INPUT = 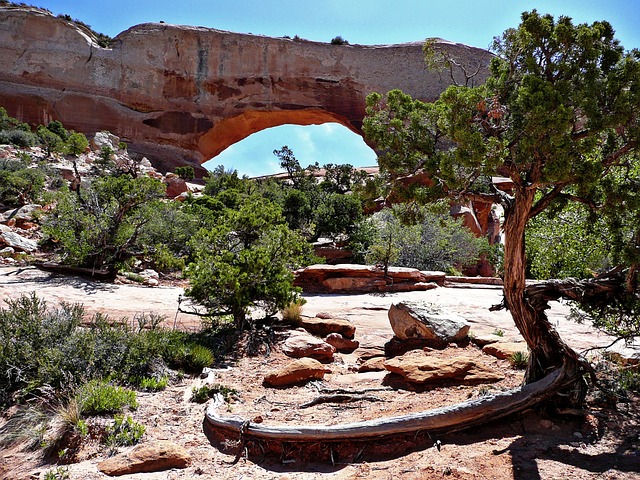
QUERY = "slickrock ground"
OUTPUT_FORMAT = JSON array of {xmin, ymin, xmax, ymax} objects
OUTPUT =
[{"xmin": 0, "ymin": 266, "xmax": 638, "ymax": 479}]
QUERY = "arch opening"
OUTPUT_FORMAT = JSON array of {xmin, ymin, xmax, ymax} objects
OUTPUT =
[{"xmin": 201, "ymin": 111, "xmax": 376, "ymax": 177}]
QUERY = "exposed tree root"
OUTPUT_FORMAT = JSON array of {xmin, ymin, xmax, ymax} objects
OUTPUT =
[{"xmin": 205, "ymin": 364, "xmax": 568, "ymax": 444}]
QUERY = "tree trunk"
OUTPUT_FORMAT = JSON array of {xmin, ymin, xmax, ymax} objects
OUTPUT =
[{"xmin": 501, "ymin": 189, "xmax": 587, "ymax": 407}]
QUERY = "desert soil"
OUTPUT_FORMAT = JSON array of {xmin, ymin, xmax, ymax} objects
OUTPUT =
[{"xmin": 0, "ymin": 265, "xmax": 638, "ymax": 480}]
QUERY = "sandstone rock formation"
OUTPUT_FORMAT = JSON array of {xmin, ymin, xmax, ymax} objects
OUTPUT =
[
  {"xmin": 294, "ymin": 264, "xmax": 444, "ymax": 294},
  {"xmin": 0, "ymin": 6, "xmax": 491, "ymax": 174}
]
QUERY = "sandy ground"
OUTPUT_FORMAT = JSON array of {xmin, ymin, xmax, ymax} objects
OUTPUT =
[{"xmin": 0, "ymin": 265, "xmax": 638, "ymax": 480}]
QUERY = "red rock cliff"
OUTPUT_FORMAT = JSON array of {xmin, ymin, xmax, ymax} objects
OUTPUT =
[{"xmin": 0, "ymin": 7, "xmax": 491, "ymax": 173}]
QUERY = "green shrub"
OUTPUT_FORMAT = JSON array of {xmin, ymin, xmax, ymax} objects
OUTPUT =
[
  {"xmin": 330, "ymin": 35, "xmax": 349, "ymax": 45},
  {"xmin": 493, "ymin": 329, "xmax": 505, "ymax": 337},
  {"xmin": 105, "ymin": 414, "xmax": 145, "ymax": 447},
  {"xmin": 136, "ymin": 376, "xmax": 168, "ymax": 391},
  {"xmin": 77, "ymin": 380, "xmax": 138, "ymax": 416},
  {"xmin": 175, "ymin": 165, "xmax": 195, "ymax": 180},
  {"xmin": 43, "ymin": 467, "xmax": 70, "ymax": 480},
  {"xmin": 0, "ymin": 129, "xmax": 38, "ymax": 147},
  {"xmin": 191, "ymin": 383, "xmax": 238, "ymax": 404}
]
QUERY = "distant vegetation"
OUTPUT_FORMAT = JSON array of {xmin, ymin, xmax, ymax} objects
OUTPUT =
[{"xmin": 330, "ymin": 35, "xmax": 349, "ymax": 45}]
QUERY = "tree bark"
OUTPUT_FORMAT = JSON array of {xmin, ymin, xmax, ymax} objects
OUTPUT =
[{"xmin": 501, "ymin": 188, "xmax": 587, "ymax": 406}]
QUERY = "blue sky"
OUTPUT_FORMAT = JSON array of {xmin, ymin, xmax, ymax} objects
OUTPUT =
[{"xmin": 31, "ymin": 1, "xmax": 640, "ymax": 176}]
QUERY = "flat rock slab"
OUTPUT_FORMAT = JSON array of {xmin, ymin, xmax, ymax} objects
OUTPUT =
[
  {"xmin": 388, "ymin": 301, "xmax": 470, "ymax": 347},
  {"xmin": 482, "ymin": 342, "xmax": 529, "ymax": 360},
  {"xmin": 263, "ymin": 358, "xmax": 329, "ymax": 387},
  {"xmin": 384, "ymin": 350, "xmax": 504, "ymax": 385},
  {"xmin": 300, "ymin": 315, "xmax": 356, "ymax": 338},
  {"xmin": 97, "ymin": 440, "xmax": 190, "ymax": 476}
]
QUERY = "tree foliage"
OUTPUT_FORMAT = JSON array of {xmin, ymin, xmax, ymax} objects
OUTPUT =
[
  {"xmin": 364, "ymin": 10, "xmax": 640, "ymax": 402},
  {"xmin": 184, "ymin": 195, "xmax": 316, "ymax": 329},
  {"xmin": 43, "ymin": 175, "xmax": 166, "ymax": 273}
]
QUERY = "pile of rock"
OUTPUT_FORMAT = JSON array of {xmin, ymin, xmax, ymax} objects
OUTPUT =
[{"xmin": 263, "ymin": 313, "xmax": 359, "ymax": 387}]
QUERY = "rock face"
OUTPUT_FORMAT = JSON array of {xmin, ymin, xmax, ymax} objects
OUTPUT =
[
  {"xmin": 97, "ymin": 440, "xmax": 191, "ymax": 476},
  {"xmin": 388, "ymin": 301, "xmax": 470, "ymax": 347},
  {"xmin": 263, "ymin": 357, "xmax": 329, "ymax": 387},
  {"xmin": 0, "ymin": 7, "xmax": 491, "ymax": 173},
  {"xmin": 384, "ymin": 350, "xmax": 504, "ymax": 385},
  {"xmin": 294, "ymin": 264, "xmax": 444, "ymax": 294}
]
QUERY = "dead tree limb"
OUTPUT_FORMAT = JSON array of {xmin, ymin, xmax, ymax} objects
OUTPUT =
[{"xmin": 206, "ymin": 364, "xmax": 568, "ymax": 442}]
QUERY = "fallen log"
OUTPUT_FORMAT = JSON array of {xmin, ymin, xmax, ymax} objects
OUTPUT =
[{"xmin": 205, "ymin": 364, "xmax": 567, "ymax": 442}]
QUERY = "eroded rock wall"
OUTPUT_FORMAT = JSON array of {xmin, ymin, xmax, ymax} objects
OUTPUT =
[{"xmin": 0, "ymin": 7, "xmax": 491, "ymax": 173}]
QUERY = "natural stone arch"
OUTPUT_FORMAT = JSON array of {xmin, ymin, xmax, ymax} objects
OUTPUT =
[
  {"xmin": 0, "ymin": 6, "xmax": 492, "ymax": 174},
  {"xmin": 198, "ymin": 110, "xmax": 360, "ymax": 161}
]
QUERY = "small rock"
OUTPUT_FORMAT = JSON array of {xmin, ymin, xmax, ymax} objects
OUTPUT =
[
  {"xmin": 0, "ymin": 246, "xmax": 14, "ymax": 256},
  {"xmin": 164, "ymin": 175, "xmax": 188, "ymax": 198},
  {"xmin": 539, "ymin": 419, "xmax": 554, "ymax": 429},
  {"xmin": 90, "ymin": 131, "xmax": 120, "ymax": 151},
  {"xmin": 482, "ymin": 342, "xmax": 529, "ymax": 360},
  {"xmin": 282, "ymin": 331, "xmax": 335, "ymax": 362},
  {"xmin": 324, "ymin": 332, "xmax": 359, "ymax": 353},
  {"xmin": 358, "ymin": 357, "xmax": 386, "ymax": 373},
  {"xmin": 263, "ymin": 357, "xmax": 329, "ymax": 387},
  {"xmin": 97, "ymin": 440, "xmax": 190, "ymax": 476},
  {"xmin": 0, "ymin": 231, "xmax": 38, "ymax": 253},
  {"xmin": 300, "ymin": 315, "xmax": 356, "ymax": 338},
  {"xmin": 470, "ymin": 333, "xmax": 505, "ymax": 347}
]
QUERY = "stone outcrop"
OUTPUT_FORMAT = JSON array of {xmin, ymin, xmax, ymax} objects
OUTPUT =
[
  {"xmin": 388, "ymin": 301, "xmax": 470, "ymax": 347},
  {"xmin": 263, "ymin": 357, "xmax": 329, "ymax": 387},
  {"xmin": 384, "ymin": 350, "xmax": 504, "ymax": 385},
  {"xmin": 0, "ymin": 7, "xmax": 491, "ymax": 174},
  {"xmin": 294, "ymin": 264, "xmax": 444, "ymax": 294},
  {"xmin": 97, "ymin": 440, "xmax": 190, "ymax": 476}
]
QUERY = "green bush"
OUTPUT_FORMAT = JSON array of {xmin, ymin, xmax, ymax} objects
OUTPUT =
[
  {"xmin": 105, "ymin": 414, "xmax": 145, "ymax": 447},
  {"xmin": 175, "ymin": 165, "xmax": 195, "ymax": 180},
  {"xmin": 136, "ymin": 376, "xmax": 168, "ymax": 391},
  {"xmin": 330, "ymin": 35, "xmax": 349, "ymax": 45},
  {"xmin": 0, "ymin": 157, "xmax": 48, "ymax": 206},
  {"xmin": 0, "ymin": 129, "xmax": 38, "ymax": 147},
  {"xmin": 77, "ymin": 380, "xmax": 138, "ymax": 416},
  {"xmin": 191, "ymin": 383, "xmax": 238, "ymax": 404}
]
